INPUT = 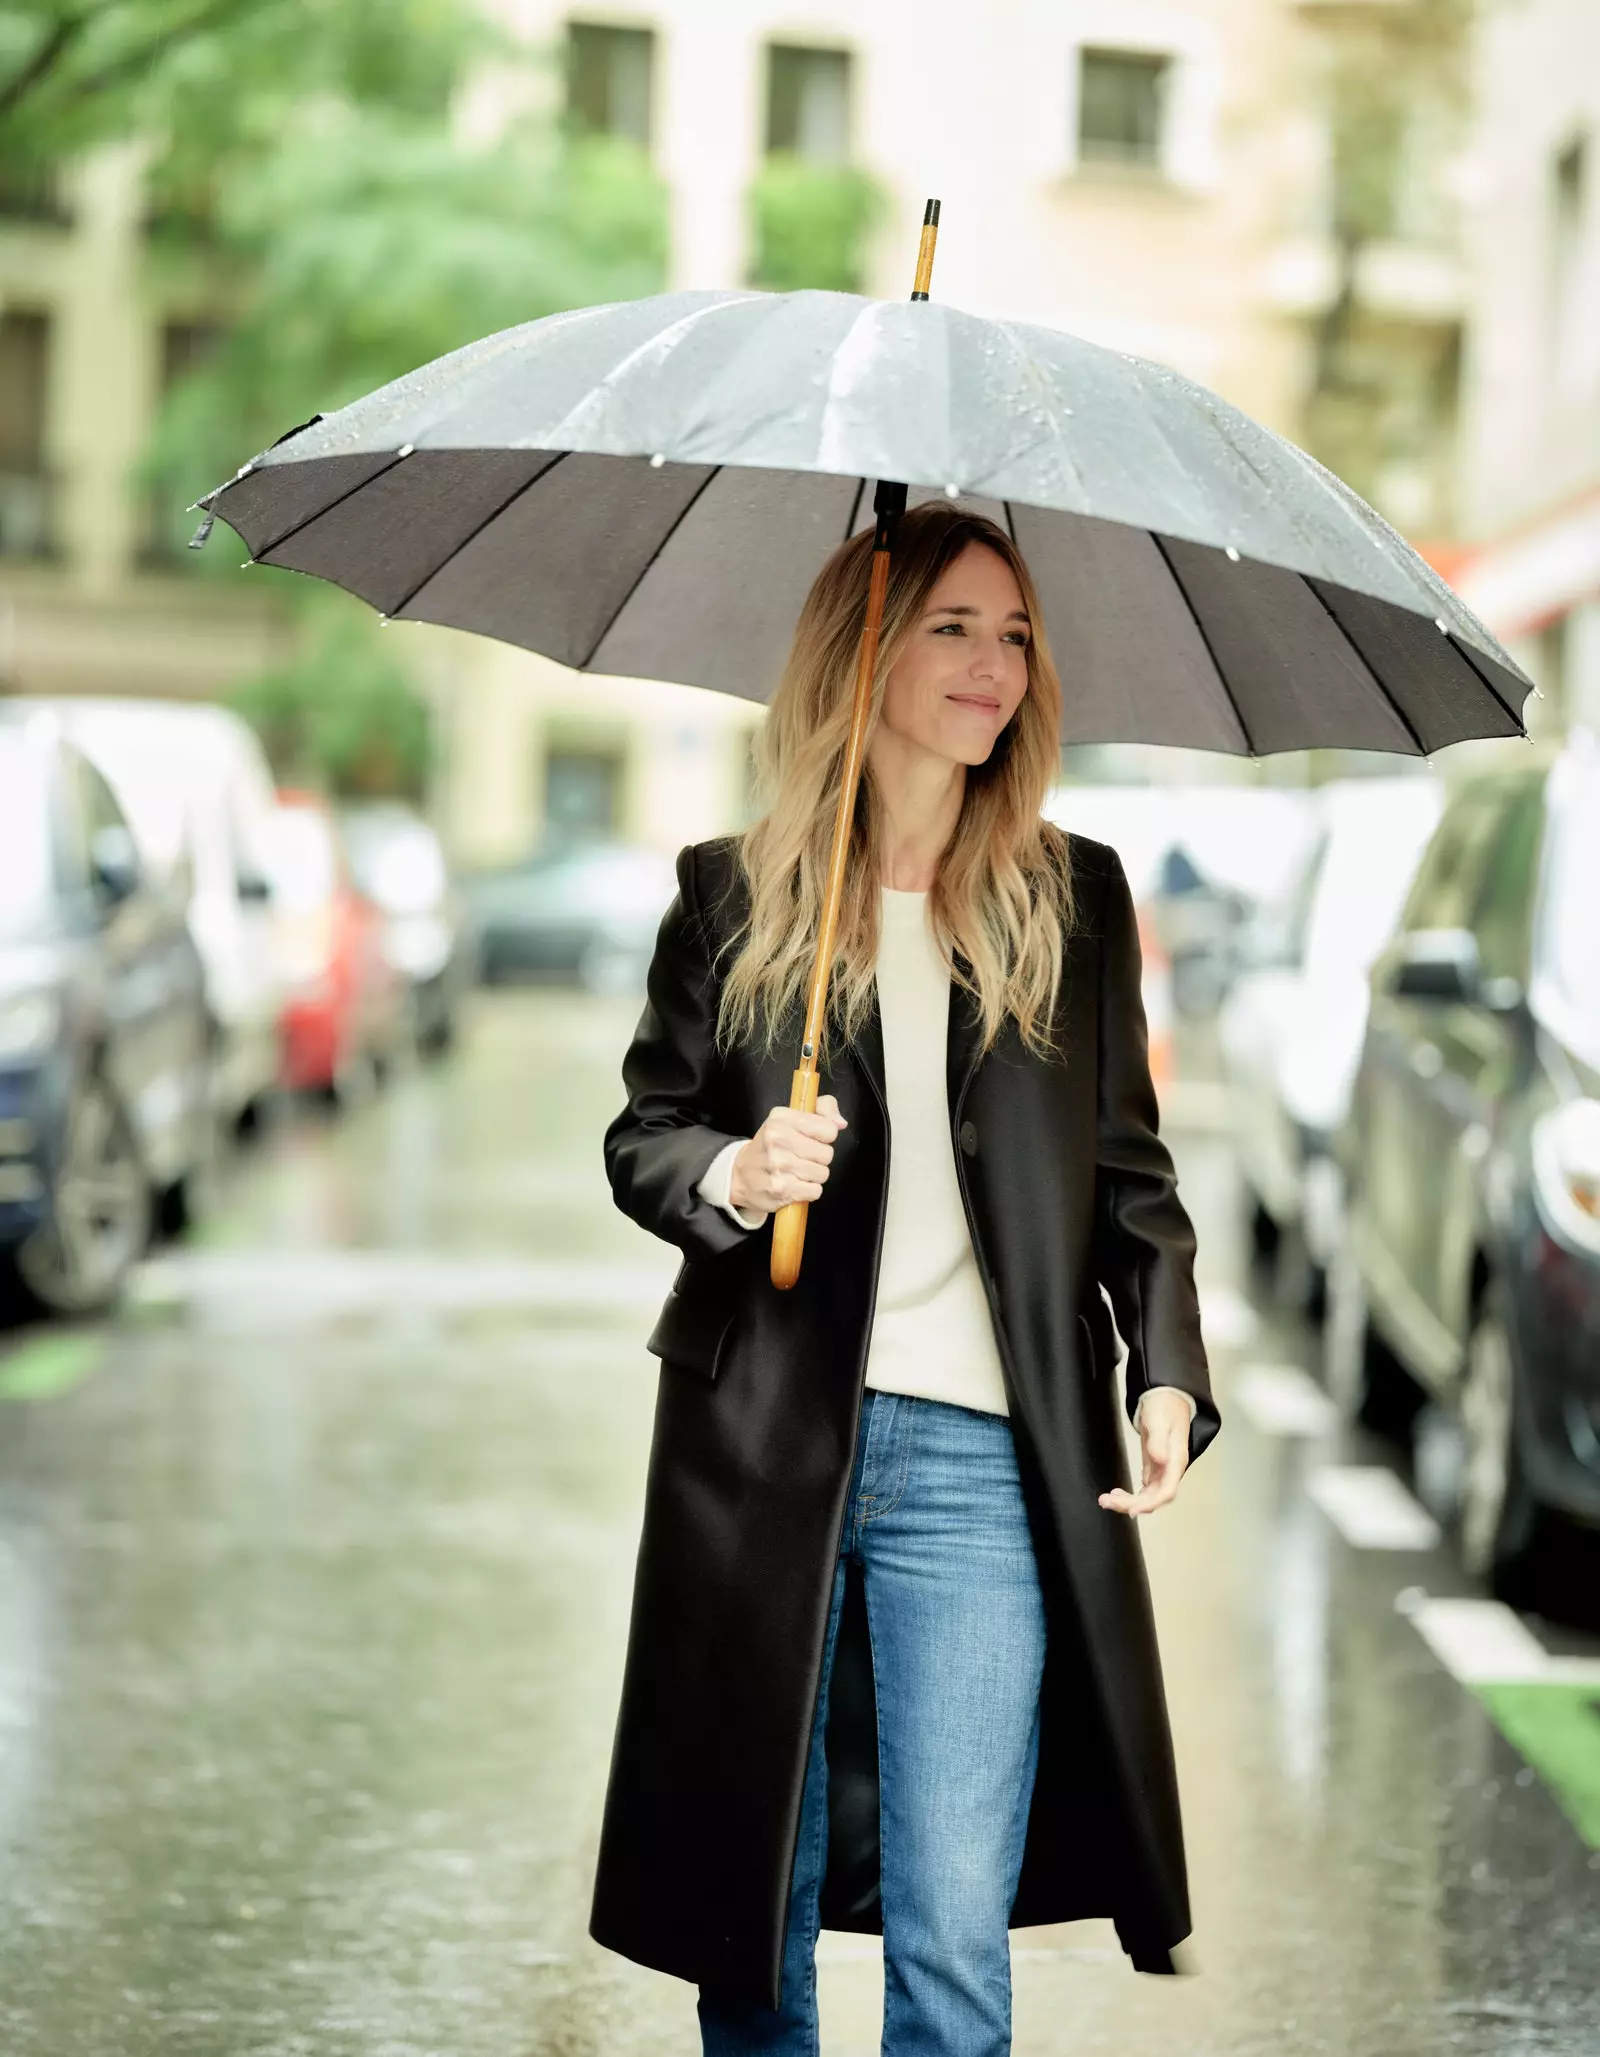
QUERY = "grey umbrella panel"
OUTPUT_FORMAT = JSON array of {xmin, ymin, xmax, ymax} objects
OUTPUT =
[
  {"xmin": 203, "ymin": 288, "xmax": 1533, "ymax": 754},
  {"xmin": 213, "ymin": 447, "xmax": 1526, "ymax": 756}
]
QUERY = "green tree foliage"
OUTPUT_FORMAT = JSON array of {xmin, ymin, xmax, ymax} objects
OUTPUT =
[
  {"xmin": 1302, "ymin": 0, "xmax": 1474, "ymax": 528},
  {"xmin": 143, "ymin": 118, "xmax": 668, "ymax": 538},
  {"xmin": 1, "ymin": 3, "xmax": 669, "ymax": 798},
  {"xmin": 0, "ymin": 0, "xmax": 476, "ymax": 146},
  {"xmin": 227, "ymin": 599, "xmax": 431, "ymax": 800},
  {"xmin": 747, "ymin": 153, "xmax": 886, "ymax": 293}
]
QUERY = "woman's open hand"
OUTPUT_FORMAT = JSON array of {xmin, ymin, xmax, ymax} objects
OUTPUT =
[
  {"xmin": 1098, "ymin": 1389, "xmax": 1191, "ymax": 1517},
  {"xmin": 729, "ymin": 1095, "xmax": 847, "ymax": 1215}
]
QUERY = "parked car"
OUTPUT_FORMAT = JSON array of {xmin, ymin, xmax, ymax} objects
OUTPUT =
[
  {"xmin": 14, "ymin": 696, "xmax": 285, "ymax": 1137},
  {"xmin": 0, "ymin": 708, "xmax": 213, "ymax": 1314},
  {"xmin": 1220, "ymin": 776, "xmax": 1444, "ymax": 1312},
  {"xmin": 1326, "ymin": 743, "xmax": 1600, "ymax": 1604},
  {"xmin": 461, "ymin": 841, "xmax": 681, "ymax": 993},
  {"xmin": 261, "ymin": 790, "xmax": 405, "ymax": 1103},
  {"xmin": 1046, "ymin": 780, "xmax": 1320, "ymax": 1019},
  {"xmin": 339, "ymin": 802, "xmax": 473, "ymax": 1055}
]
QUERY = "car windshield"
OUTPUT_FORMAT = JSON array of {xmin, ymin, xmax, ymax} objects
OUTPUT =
[
  {"xmin": 1304, "ymin": 787, "xmax": 1442, "ymax": 976},
  {"xmin": 262, "ymin": 806, "xmax": 338, "ymax": 911},
  {"xmin": 343, "ymin": 813, "xmax": 446, "ymax": 913},
  {"xmin": 1539, "ymin": 798, "xmax": 1600, "ymax": 1046},
  {"xmin": 0, "ymin": 739, "xmax": 55, "ymax": 944}
]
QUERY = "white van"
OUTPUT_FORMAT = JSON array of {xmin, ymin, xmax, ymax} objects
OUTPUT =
[{"xmin": 16, "ymin": 697, "xmax": 286, "ymax": 1133}]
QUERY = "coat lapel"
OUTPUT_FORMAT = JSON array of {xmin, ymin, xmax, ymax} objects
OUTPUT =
[
  {"xmin": 945, "ymin": 947, "xmax": 986, "ymax": 1126},
  {"xmin": 839, "ymin": 947, "xmax": 986, "ymax": 1131},
  {"xmin": 716, "ymin": 846, "xmax": 987, "ymax": 1129}
]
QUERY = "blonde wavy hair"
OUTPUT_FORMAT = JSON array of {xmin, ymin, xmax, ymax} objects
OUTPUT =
[{"xmin": 709, "ymin": 501, "xmax": 1075, "ymax": 1067}]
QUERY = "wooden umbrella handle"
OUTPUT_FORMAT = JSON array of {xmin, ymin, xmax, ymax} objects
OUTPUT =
[
  {"xmin": 769, "ymin": 201, "xmax": 941, "ymax": 1291},
  {"xmin": 770, "ymin": 540, "xmax": 895, "ymax": 1289}
]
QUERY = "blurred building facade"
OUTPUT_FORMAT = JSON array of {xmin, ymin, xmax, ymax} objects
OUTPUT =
[
  {"xmin": 1449, "ymin": 0, "xmax": 1600, "ymax": 740},
  {"xmin": 1, "ymin": 1, "xmax": 1583, "ymax": 862},
  {"xmin": 0, "ymin": 144, "xmax": 290, "ymax": 701},
  {"xmin": 434, "ymin": 0, "xmax": 1371, "ymax": 851}
]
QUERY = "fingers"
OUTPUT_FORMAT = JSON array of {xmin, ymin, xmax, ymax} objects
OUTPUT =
[
  {"xmin": 1097, "ymin": 1441, "xmax": 1188, "ymax": 1517},
  {"xmin": 752, "ymin": 1097, "xmax": 848, "ymax": 1209},
  {"xmin": 794, "ymin": 1099, "xmax": 847, "ymax": 1144}
]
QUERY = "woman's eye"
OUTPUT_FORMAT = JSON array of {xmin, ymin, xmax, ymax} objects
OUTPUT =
[{"xmin": 933, "ymin": 621, "xmax": 964, "ymax": 635}]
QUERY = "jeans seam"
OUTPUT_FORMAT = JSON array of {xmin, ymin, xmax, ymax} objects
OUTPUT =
[
  {"xmin": 884, "ymin": 1394, "xmax": 915, "ymax": 1515},
  {"xmin": 863, "ymin": 1393, "xmax": 914, "ymax": 1524}
]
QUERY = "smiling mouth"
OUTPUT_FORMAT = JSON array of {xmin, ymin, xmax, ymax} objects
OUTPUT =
[{"xmin": 947, "ymin": 694, "xmax": 1002, "ymax": 712}]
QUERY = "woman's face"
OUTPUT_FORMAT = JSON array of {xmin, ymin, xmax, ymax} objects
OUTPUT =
[{"xmin": 877, "ymin": 542, "xmax": 1031, "ymax": 768}]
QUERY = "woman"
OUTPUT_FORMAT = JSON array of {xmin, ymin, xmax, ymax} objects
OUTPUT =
[{"xmin": 591, "ymin": 503, "xmax": 1220, "ymax": 2055}]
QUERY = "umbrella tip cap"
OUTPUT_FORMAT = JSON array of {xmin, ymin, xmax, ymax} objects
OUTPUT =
[{"xmin": 924, "ymin": 198, "xmax": 941, "ymax": 226}]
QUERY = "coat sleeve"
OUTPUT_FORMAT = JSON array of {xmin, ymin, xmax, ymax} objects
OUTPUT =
[
  {"xmin": 1092, "ymin": 846, "xmax": 1221, "ymax": 1467},
  {"xmin": 602, "ymin": 842, "xmax": 767, "ymax": 1263}
]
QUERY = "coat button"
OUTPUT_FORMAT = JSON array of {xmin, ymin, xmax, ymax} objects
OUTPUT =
[{"xmin": 958, "ymin": 1120, "xmax": 978, "ymax": 1157}]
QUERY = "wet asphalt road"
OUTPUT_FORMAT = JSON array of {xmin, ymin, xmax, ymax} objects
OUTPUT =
[{"xmin": 0, "ymin": 989, "xmax": 1596, "ymax": 2057}]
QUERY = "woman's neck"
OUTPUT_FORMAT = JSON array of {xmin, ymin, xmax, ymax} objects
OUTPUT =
[{"xmin": 870, "ymin": 732, "xmax": 966, "ymax": 892}]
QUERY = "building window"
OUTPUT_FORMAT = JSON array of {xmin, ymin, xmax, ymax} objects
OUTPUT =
[
  {"xmin": 0, "ymin": 149, "xmax": 68, "ymax": 224},
  {"xmin": 565, "ymin": 22, "xmax": 655, "ymax": 150},
  {"xmin": 1077, "ymin": 47, "xmax": 1170, "ymax": 169},
  {"xmin": 765, "ymin": 45, "xmax": 852, "ymax": 163},
  {"xmin": 161, "ymin": 319, "xmax": 226, "ymax": 391},
  {"xmin": 0, "ymin": 310, "xmax": 53, "ymax": 561},
  {"xmin": 1550, "ymin": 131, "xmax": 1588, "ymax": 378},
  {"xmin": 544, "ymin": 744, "xmax": 624, "ymax": 846},
  {"xmin": 141, "ymin": 320, "xmax": 228, "ymax": 564}
]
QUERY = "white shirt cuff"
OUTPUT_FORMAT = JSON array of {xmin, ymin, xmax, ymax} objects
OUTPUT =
[
  {"xmin": 697, "ymin": 1138, "xmax": 768, "ymax": 1230},
  {"xmin": 1134, "ymin": 1385, "xmax": 1198, "ymax": 1433}
]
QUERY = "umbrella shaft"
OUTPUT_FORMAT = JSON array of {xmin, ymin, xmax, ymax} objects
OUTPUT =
[
  {"xmin": 771, "ymin": 199, "xmax": 940, "ymax": 1290},
  {"xmin": 770, "ymin": 537, "xmax": 891, "ymax": 1291},
  {"xmin": 800, "ymin": 541, "xmax": 890, "ymax": 1065}
]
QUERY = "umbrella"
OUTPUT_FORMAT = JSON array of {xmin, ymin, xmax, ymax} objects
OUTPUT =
[{"xmin": 194, "ymin": 202, "xmax": 1533, "ymax": 1286}]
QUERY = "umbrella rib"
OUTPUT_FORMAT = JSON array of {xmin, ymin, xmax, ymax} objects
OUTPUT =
[
  {"xmin": 392, "ymin": 450, "xmax": 570, "ymax": 620},
  {"xmin": 246, "ymin": 449, "xmax": 412, "ymax": 562},
  {"xmin": 1148, "ymin": 532, "xmax": 1255, "ymax": 755},
  {"xmin": 1301, "ymin": 578, "xmax": 1429, "ymax": 756},
  {"xmin": 844, "ymin": 477, "xmax": 866, "ymax": 541},
  {"xmin": 577, "ymin": 463, "xmax": 722, "ymax": 672},
  {"xmin": 1002, "ymin": 502, "xmax": 1018, "ymax": 545},
  {"xmin": 1443, "ymin": 632, "xmax": 1530, "ymax": 737}
]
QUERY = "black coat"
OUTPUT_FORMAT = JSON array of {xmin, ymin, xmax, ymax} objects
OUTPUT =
[{"xmin": 589, "ymin": 828, "xmax": 1220, "ymax": 2007}]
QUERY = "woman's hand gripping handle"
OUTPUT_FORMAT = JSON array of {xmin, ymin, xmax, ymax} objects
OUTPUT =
[{"xmin": 738, "ymin": 1086, "xmax": 846, "ymax": 1289}]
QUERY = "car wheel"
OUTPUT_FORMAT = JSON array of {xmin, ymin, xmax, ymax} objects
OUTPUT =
[
  {"xmin": 13, "ymin": 1074, "xmax": 151, "ymax": 1316},
  {"xmin": 1323, "ymin": 1234, "xmax": 1418, "ymax": 1437},
  {"xmin": 1271, "ymin": 1215, "xmax": 1322, "ymax": 1321},
  {"xmin": 418, "ymin": 1008, "xmax": 456, "ymax": 1059},
  {"xmin": 325, "ymin": 1041, "xmax": 378, "ymax": 1110},
  {"xmin": 1243, "ymin": 1187, "xmax": 1279, "ymax": 1267},
  {"xmin": 157, "ymin": 1026, "xmax": 228, "ymax": 1239},
  {"xmin": 1458, "ymin": 1286, "xmax": 1556, "ymax": 1605}
]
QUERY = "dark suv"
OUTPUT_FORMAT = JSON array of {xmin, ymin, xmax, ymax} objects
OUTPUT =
[
  {"xmin": 0, "ymin": 710, "xmax": 214, "ymax": 1316},
  {"xmin": 1326, "ymin": 743, "xmax": 1600, "ymax": 1604}
]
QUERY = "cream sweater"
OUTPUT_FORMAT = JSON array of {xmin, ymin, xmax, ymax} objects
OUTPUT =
[{"xmin": 696, "ymin": 885, "xmax": 1196, "ymax": 1434}]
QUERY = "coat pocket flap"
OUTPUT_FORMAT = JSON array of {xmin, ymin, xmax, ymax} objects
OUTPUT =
[{"xmin": 646, "ymin": 1281, "xmax": 736, "ymax": 1381}]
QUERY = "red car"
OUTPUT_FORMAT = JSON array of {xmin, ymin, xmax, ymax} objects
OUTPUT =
[{"xmin": 264, "ymin": 788, "xmax": 404, "ymax": 1101}]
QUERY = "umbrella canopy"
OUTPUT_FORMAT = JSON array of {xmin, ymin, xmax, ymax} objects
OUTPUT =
[{"xmin": 202, "ymin": 287, "xmax": 1532, "ymax": 756}]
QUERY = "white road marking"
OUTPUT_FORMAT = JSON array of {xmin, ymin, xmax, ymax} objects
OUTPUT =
[
  {"xmin": 1398, "ymin": 1594, "xmax": 1600, "ymax": 1686},
  {"xmin": 1305, "ymin": 1465, "xmax": 1442, "ymax": 1549},
  {"xmin": 1233, "ymin": 1362, "xmax": 1340, "ymax": 1437},
  {"xmin": 128, "ymin": 1250, "xmax": 675, "ymax": 1325}
]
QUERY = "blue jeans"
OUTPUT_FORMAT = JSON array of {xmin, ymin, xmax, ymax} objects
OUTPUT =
[{"xmin": 698, "ymin": 1389, "xmax": 1048, "ymax": 2057}]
